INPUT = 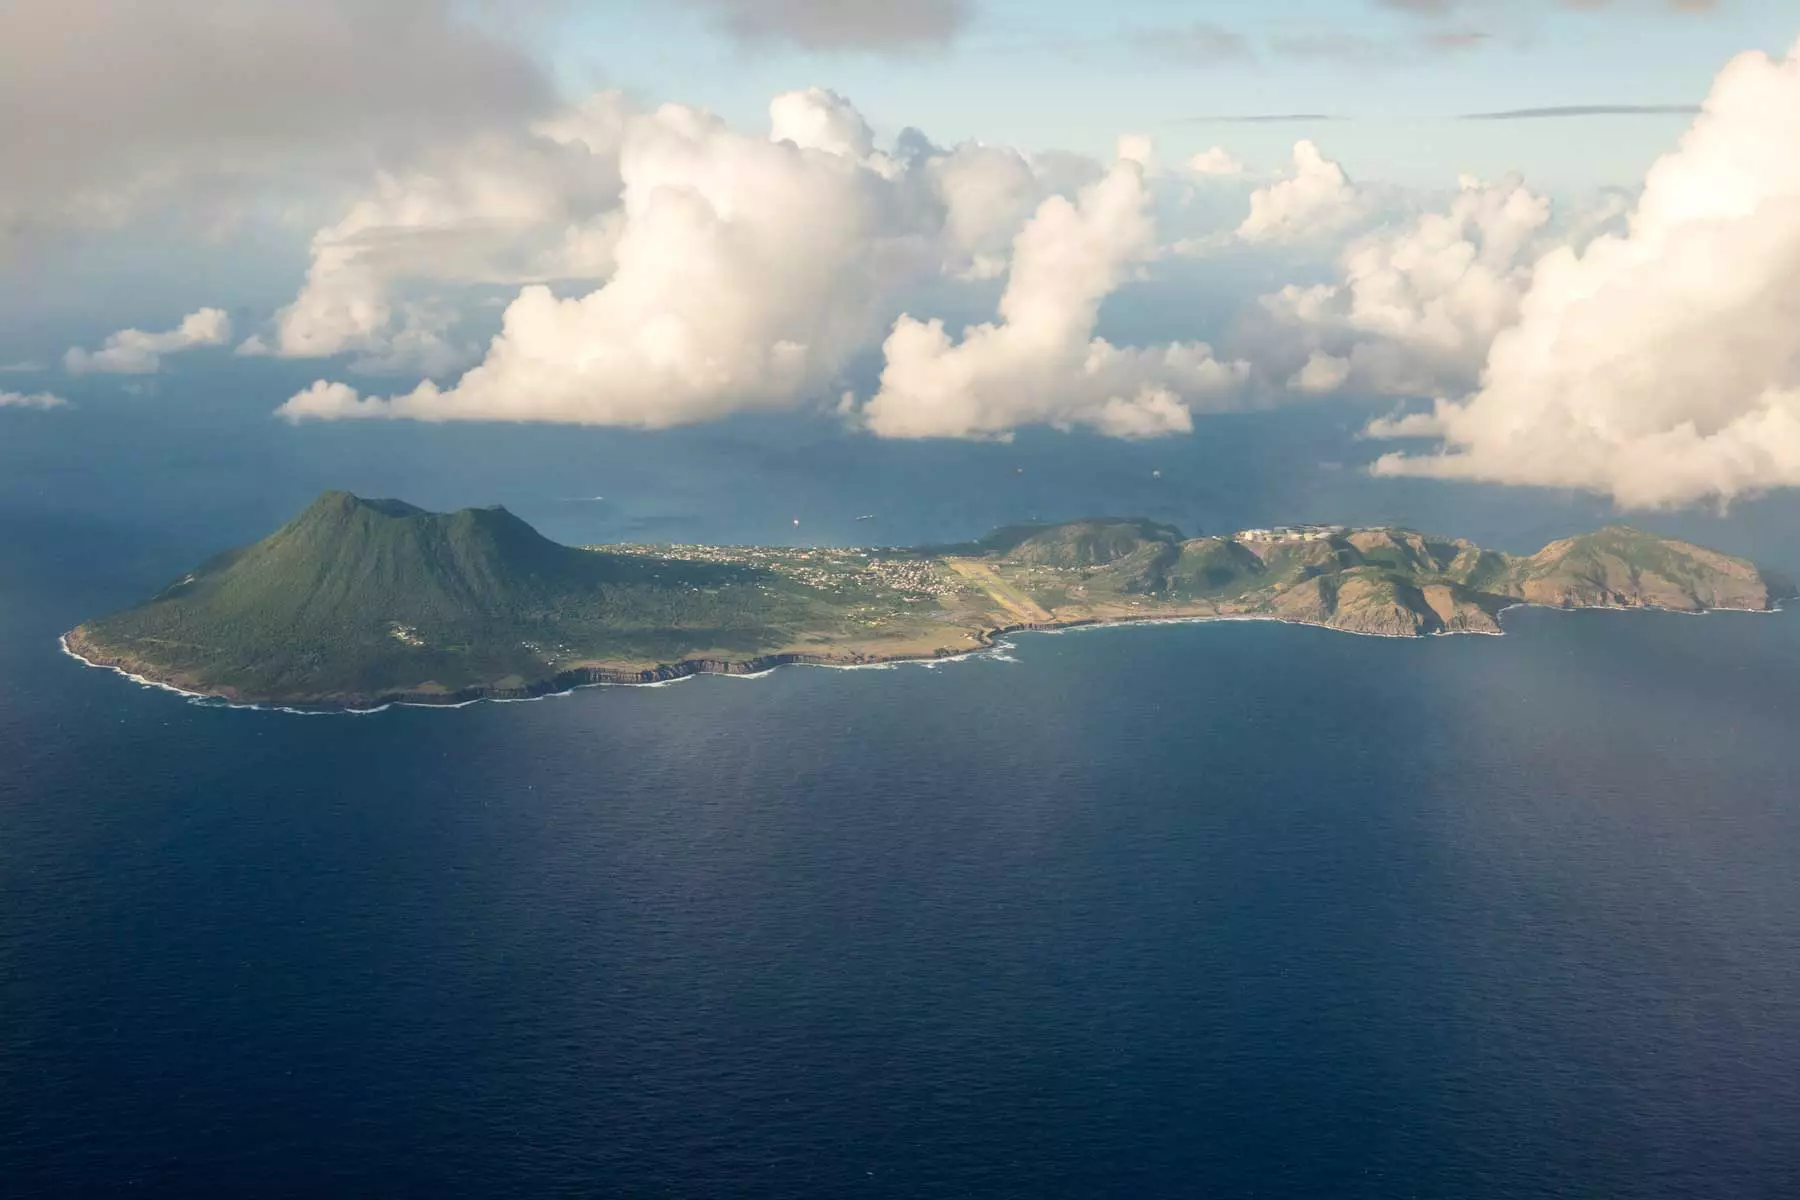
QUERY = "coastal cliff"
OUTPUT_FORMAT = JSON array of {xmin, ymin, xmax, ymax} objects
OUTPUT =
[{"xmin": 62, "ymin": 625, "xmax": 993, "ymax": 710}]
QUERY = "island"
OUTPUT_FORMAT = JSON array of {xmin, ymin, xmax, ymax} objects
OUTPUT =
[{"xmin": 63, "ymin": 491, "xmax": 1795, "ymax": 709}]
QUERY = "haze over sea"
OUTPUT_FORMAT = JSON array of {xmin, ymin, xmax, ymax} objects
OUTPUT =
[{"xmin": 6, "ymin": 388, "xmax": 1800, "ymax": 1197}]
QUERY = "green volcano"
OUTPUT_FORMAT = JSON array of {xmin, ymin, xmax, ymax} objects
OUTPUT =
[{"xmin": 67, "ymin": 492, "xmax": 830, "ymax": 703}]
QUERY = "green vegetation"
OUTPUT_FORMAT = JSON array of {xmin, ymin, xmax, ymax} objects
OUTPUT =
[
  {"xmin": 1160, "ymin": 538, "xmax": 1266, "ymax": 598},
  {"xmin": 68, "ymin": 494, "xmax": 1794, "ymax": 707},
  {"xmin": 974, "ymin": 517, "xmax": 1184, "ymax": 567},
  {"xmin": 72, "ymin": 492, "xmax": 840, "ymax": 701}
]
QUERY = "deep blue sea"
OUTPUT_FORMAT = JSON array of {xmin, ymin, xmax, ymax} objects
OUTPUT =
[{"xmin": 5, "ymin": 384, "xmax": 1800, "ymax": 1196}]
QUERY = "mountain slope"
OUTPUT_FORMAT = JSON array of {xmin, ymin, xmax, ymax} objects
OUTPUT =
[
  {"xmin": 66, "ymin": 495, "xmax": 1794, "ymax": 707},
  {"xmin": 68, "ymin": 492, "xmax": 823, "ymax": 701},
  {"xmin": 1496, "ymin": 525, "xmax": 1783, "ymax": 611},
  {"xmin": 1048, "ymin": 522, "xmax": 1789, "ymax": 636},
  {"xmin": 977, "ymin": 518, "xmax": 1184, "ymax": 568}
]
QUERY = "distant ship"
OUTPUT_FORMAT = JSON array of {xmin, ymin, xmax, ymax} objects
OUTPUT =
[{"xmin": 854, "ymin": 514, "xmax": 875, "ymax": 522}]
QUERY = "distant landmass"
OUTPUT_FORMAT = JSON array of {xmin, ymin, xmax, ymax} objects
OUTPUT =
[{"xmin": 64, "ymin": 491, "xmax": 1795, "ymax": 709}]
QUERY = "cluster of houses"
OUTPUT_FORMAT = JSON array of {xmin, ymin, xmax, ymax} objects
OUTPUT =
[{"xmin": 1234, "ymin": 525, "xmax": 1347, "ymax": 544}]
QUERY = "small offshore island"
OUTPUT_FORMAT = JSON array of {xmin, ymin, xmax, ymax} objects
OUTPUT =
[{"xmin": 65, "ymin": 491, "xmax": 1795, "ymax": 709}]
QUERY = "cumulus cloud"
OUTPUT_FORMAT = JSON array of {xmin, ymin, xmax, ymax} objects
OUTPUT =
[
  {"xmin": 857, "ymin": 161, "xmax": 1248, "ymax": 440},
  {"xmin": 1237, "ymin": 141, "xmax": 1368, "ymax": 241},
  {"xmin": 279, "ymin": 90, "xmax": 1070, "ymax": 427},
  {"xmin": 917, "ymin": 139, "xmax": 1048, "ymax": 280},
  {"xmin": 769, "ymin": 88, "xmax": 880, "ymax": 158},
  {"xmin": 0, "ymin": 390, "xmax": 68, "ymax": 410},
  {"xmin": 1370, "ymin": 36, "xmax": 1800, "ymax": 509},
  {"xmin": 0, "ymin": 1, "xmax": 551, "ymax": 247},
  {"xmin": 1116, "ymin": 135, "xmax": 1157, "ymax": 170},
  {"xmin": 256, "ymin": 95, "xmax": 629, "ymax": 374},
  {"xmin": 680, "ymin": 0, "xmax": 971, "ymax": 51},
  {"xmin": 1288, "ymin": 351, "xmax": 1354, "ymax": 394},
  {"xmin": 1188, "ymin": 147, "xmax": 1247, "ymax": 177},
  {"xmin": 278, "ymin": 381, "xmax": 388, "ymax": 422},
  {"xmin": 64, "ymin": 309, "xmax": 232, "ymax": 375},
  {"xmin": 1261, "ymin": 174, "xmax": 1550, "ymax": 396}
]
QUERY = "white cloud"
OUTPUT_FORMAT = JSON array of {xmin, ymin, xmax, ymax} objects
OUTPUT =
[
  {"xmin": 264, "ymin": 88, "xmax": 1090, "ymax": 385},
  {"xmin": 278, "ymin": 380, "xmax": 388, "ymax": 421},
  {"xmin": 1237, "ymin": 141, "xmax": 1367, "ymax": 242},
  {"xmin": 1116, "ymin": 134, "xmax": 1156, "ymax": 170},
  {"xmin": 64, "ymin": 308, "xmax": 232, "ymax": 375},
  {"xmin": 258, "ymin": 95, "xmax": 629, "ymax": 375},
  {"xmin": 1288, "ymin": 351, "xmax": 1353, "ymax": 394},
  {"xmin": 0, "ymin": 1, "xmax": 551, "ymax": 247},
  {"xmin": 770, "ymin": 87, "xmax": 878, "ymax": 160},
  {"xmin": 0, "ymin": 390, "xmax": 67, "ymax": 409},
  {"xmin": 1188, "ymin": 147, "xmax": 1246, "ymax": 177},
  {"xmin": 1262, "ymin": 174, "xmax": 1551, "ymax": 396},
  {"xmin": 857, "ymin": 161, "xmax": 1248, "ymax": 440},
  {"xmin": 926, "ymin": 142, "xmax": 1044, "ymax": 279},
  {"xmin": 1371, "ymin": 36, "xmax": 1800, "ymax": 509},
  {"xmin": 280, "ymin": 90, "xmax": 1070, "ymax": 427}
]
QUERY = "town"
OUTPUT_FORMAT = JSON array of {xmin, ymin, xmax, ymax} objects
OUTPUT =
[{"xmin": 599, "ymin": 542, "xmax": 963, "ymax": 602}]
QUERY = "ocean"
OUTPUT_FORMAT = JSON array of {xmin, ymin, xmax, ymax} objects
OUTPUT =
[{"xmin": 5, "ymin": 391, "xmax": 1800, "ymax": 1196}]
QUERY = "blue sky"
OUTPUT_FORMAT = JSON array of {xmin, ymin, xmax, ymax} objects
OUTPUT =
[{"xmin": 557, "ymin": 0, "xmax": 1797, "ymax": 189}]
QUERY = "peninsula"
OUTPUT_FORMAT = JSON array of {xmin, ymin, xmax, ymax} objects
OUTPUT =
[{"xmin": 65, "ymin": 492, "xmax": 1794, "ymax": 708}]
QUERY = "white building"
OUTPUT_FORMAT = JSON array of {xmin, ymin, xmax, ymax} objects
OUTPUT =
[{"xmin": 1235, "ymin": 525, "xmax": 1346, "ymax": 543}]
